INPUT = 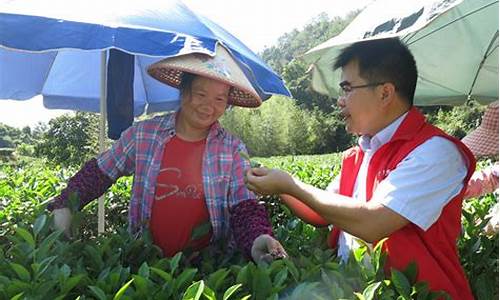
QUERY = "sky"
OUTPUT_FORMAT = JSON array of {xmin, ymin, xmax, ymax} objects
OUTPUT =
[{"xmin": 0, "ymin": 0, "xmax": 373, "ymax": 128}]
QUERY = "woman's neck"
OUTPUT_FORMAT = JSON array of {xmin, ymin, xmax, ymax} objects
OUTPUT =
[{"xmin": 175, "ymin": 113, "xmax": 210, "ymax": 142}]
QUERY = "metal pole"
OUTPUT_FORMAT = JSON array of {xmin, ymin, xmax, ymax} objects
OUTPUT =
[{"xmin": 98, "ymin": 50, "xmax": 107, "ymax": 234}]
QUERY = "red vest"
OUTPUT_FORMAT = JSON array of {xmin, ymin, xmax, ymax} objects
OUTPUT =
[{"xmin": 330, "ymin": 107, "xmax": 475, "ymax": 299}]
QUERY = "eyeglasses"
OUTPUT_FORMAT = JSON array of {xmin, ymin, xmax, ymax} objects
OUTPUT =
[{"xmin": 338, "ymin": 81, "xmax": 385, "ymax": 97}]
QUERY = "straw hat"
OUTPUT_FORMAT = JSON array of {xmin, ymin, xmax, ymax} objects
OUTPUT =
[
  {"xmin": 462, "ymin": 102, "xmax": 499, "ymax": 157},
  {"xmin": 147, "ymin": 44, "xmax": 262, "ymax": 107}
]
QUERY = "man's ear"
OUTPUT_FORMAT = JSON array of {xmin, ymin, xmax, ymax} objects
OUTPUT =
[{"xmin": 380, "ymin": 83, "xmax": 396, "ymax": 105}]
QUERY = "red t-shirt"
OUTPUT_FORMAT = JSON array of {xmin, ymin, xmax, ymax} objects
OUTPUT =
[{"xmin": 150, "ymin": 136, "xmax": 212, "ymax": 257}]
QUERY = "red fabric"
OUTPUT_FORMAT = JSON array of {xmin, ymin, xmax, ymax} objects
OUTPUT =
[
  {"xmin": 150, "ymin": 136, "xmax": 212, "ymax": 257},
  {"xmin": 230, "ymin": 199, "xmax": 275, "ymax": 258},
  {"xmin": 280, "ymin": 194, "xmax": 329, "ymax": 227},
  {"xmin": 330, "ymin": 107, "xmax": 475, "ymax": 299}
]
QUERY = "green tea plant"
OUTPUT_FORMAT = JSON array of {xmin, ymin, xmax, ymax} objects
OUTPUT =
[{"xmin": 0, "ymin": 157, "xmax": 497, "ymax": 299}]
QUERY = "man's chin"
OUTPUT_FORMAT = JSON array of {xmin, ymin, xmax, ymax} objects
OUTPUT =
[{"xmin": 344, "ymin": 119, "xmax": 354, "ymax": 134}]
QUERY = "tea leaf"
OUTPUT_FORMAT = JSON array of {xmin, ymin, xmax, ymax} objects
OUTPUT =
[
  {"xmin": 15, "ymin": 227, "xmax": 35, "ymax": 248},
  {"xmin": 175, "ymin": 268, "xmax": 198, "ymax": 293},
  {"xmin": 223, "ymin": 284, "xmax": 242, "ymax": 300},
  {"xmin": 390, "ymin": 269, "xmax": 410, "ymax": 299},
  {"xmin": 33, "ymin": 214, "xmax": 47, "ymax": 237},
  {"xmin": 362, "ymin": 281, "xmax": 382, "ymax": 300},
  {"xmin": 170, "ymin": 252, "xmax": 182, "ymax": 274},
  {"xmin": 62, "ymin": 274, "xmax": 84, "ymax": 294},
  {"xmin": 10, "ymin": 292, "xmax": 24, "ymax": 300},
  {"xmin": 113, "ymin": 278, "xmax": 134, "ymax": 300},
  {"xmin": 182, "ymin": 280, "xmax": 204, "ymax": 300},
  {"xmin": 89, "ymin": 286, "xmax": 107, "ymax": 300},
  {"xmin": 10, "ymin": 263, "xmax": 31, "ymax": 281},
  {"xmin": 151, "ymin": 267, "xmax": 173, "ymax": 283}
]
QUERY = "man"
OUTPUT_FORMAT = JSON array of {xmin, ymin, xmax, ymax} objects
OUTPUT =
[{"xmin": 246, "ymin": 38, "xmax": 475, "ymax": 298}]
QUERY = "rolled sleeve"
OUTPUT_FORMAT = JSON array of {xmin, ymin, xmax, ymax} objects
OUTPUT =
[{"xmin": 372, "ymin": 137, "xmax": 467, "ymax": 231}]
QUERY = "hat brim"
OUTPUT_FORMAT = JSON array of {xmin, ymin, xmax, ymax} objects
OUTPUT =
[
  {"xmin": 147, "ymin": 44, "xmax": 262, "ymax": 108},
  {"xmin": 462, "ymin": 126, "xmax": 499, "ymax": 157}
]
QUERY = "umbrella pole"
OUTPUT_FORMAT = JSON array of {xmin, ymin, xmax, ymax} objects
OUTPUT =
[{"xmin": 98, "ymin": 50, "xmax": 107, "ymax": 234}]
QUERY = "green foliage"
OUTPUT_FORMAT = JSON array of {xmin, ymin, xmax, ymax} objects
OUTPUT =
[
  {"xmin": 460, "ymin": 192, "xmax": 499, "ymax": 300},
  {"xmin": 1, "ymin": 156, "xmax": 497, "ymax": 299},
  {"xmin": 261, "ymin": 12, "xmax": 357, "ymax": 79},
  {"xmin": 424, "ymin": 100, "xmax": 485, "ymax": 139},
  {"xmin": 218, "ymin": 11, "xmax": 358, "ymax": 156},
  {"xmin": 221, "ymin": 97, "xmax": 354, "ymax": 156},
  {"xmin": 0, "ymin": 123, "xmax": 24, "ymax": 148},
  {"xmin": 33, "ymin": 112, "xmax": 105, "ymax": 167},
  {"xmin": 0, "ymin": 124, "xmax": 36, "ymax": 163}
]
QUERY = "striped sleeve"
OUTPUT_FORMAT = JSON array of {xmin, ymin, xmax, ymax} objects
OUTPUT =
[
  {"xmin": 97, "ymin": 123, "xmax": 137, "ymax": 180},
  {"xmin": 228, "ymin": 141, "xmax": 257, "ymax": 207}
]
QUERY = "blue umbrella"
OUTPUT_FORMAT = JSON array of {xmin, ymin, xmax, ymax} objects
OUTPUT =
[
  {"xmin": 0, "ymin": 0, "xmax": 291, "ymax": 138},
  {"xmin": 0, "ymin": 0, "xmax": 291, "ymax": 233}
]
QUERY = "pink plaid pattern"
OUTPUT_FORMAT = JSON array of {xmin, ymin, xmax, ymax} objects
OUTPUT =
[
  {"xmin": 97, "ymin": 112, "xmax": 255, "ymax": 239},
  {"xmin": 462, "ymin": 102, "xmax": 499, "ymax": 157}
]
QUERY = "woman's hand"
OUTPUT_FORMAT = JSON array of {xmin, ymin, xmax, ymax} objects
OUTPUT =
[
  {"xmin": 53, "ymin": 207, "xmax": 72, "ymax": 238},
  {"xmin": 251, "ymin": 234, "xmax": 288, "ymax": 264}
]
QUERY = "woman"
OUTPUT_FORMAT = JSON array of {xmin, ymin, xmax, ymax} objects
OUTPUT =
[
  {"xmin": 49, "ymin": 44, "xmax": 287, "ymax": 263},
  {"xmin": 462, "ymin": 102, "xmax": 499, "ymax": 235}
]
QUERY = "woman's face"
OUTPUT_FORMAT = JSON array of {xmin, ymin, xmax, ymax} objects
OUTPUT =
[{"xmin": 180, "ymin": 76, "xmax": 230, "ymax": 131}]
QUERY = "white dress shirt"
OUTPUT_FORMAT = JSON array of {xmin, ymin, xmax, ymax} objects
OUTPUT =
[{"xmin": 327, "ymin": 112, "xmax": 468, "ymax": 262}]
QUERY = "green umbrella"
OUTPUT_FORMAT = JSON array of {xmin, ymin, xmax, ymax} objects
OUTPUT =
[{"xmin": 303, "ymin": 0, "xmax": 498, "ymax": 106}]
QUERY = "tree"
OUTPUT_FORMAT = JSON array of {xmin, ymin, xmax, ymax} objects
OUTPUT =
[
  {"xmin": 0, "ymin": 123, "xmax": 23, "ymax": 148},
  {"xmin": 261, "ymin": 12, "xmax": 358, "ymax": 114},
  {"xmin": 221, "ymin": 96, "xmax": 355, "ymax": 156},
  {"xmin": 425, "ymin": 100, "xmax": 485, "ymax": 139},
  {"xmin": 34, "ymin": 112, "xmax": 102, "ymax": 167}
]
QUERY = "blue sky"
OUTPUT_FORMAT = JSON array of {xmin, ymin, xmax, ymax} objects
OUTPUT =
[{"xmin": 0, "ymin": 0, "xmax": 372, "ymax": 128}]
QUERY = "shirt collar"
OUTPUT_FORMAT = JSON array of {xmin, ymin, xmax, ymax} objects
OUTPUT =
[{"xmin": 358, "ymin": 112, "xmax": 408, "ymax": 152}]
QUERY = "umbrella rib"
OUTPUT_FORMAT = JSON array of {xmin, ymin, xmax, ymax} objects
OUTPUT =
[
  {"xmin": 40, "ymin": 52, "xmax": 59, "ymax": 94},
  {"xmin": 401, "ymin": 31, "xmax": 418, "ymax": 44},
  {"xmin": 407, "ymin": 1, "xmax": 498, "ymax": 45},
  {"xmin": 181, "ymin": 4, "xmax": 217, "ymax": 49},
  {"xmin": 418, "ymin": 75, "xmax": 464, "ymax": 94},
  {"xmin": 468, "ymin": 30, "xmax": 499, "ymax": 96}
]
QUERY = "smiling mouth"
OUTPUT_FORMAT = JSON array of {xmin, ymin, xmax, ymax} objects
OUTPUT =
[{"xmin": 197, "ymin": 111, "xmax": 212, "ymax": 119}]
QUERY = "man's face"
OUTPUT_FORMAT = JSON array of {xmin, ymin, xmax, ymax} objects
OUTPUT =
[
  {"xmin": 180, "ymin": 76, "xmax": 230, "ymax": 130},
  {"xmin": 337, "ymin": 60, "xmax": 383, "ymax": 136}
]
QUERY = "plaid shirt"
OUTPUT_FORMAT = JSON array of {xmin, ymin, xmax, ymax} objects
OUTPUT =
[{"xmin": 97, "ymin": 112, "xmax": 256, "ymax": 240}]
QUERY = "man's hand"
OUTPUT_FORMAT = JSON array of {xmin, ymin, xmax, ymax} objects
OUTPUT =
[
  {"xmin": 53, "ymin": 207, "xmax": 72, "ymax": 238},
  {"xmin": 245, "ymin": 167, "xmax": 294, "ymax": 195},
  {"xmin": 251, "ymin": 234, "xmax": 288, "ymax": 264}
]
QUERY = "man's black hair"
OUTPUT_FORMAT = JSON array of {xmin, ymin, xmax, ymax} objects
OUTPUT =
[{"xmin": 334, "ymin": 38, "xmax": 417, "ymax": 106}]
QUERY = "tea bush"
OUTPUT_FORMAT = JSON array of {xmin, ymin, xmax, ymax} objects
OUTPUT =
[{"xmin": 0, "ymin": 156, "xmax": 497, "ymax": 299}]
